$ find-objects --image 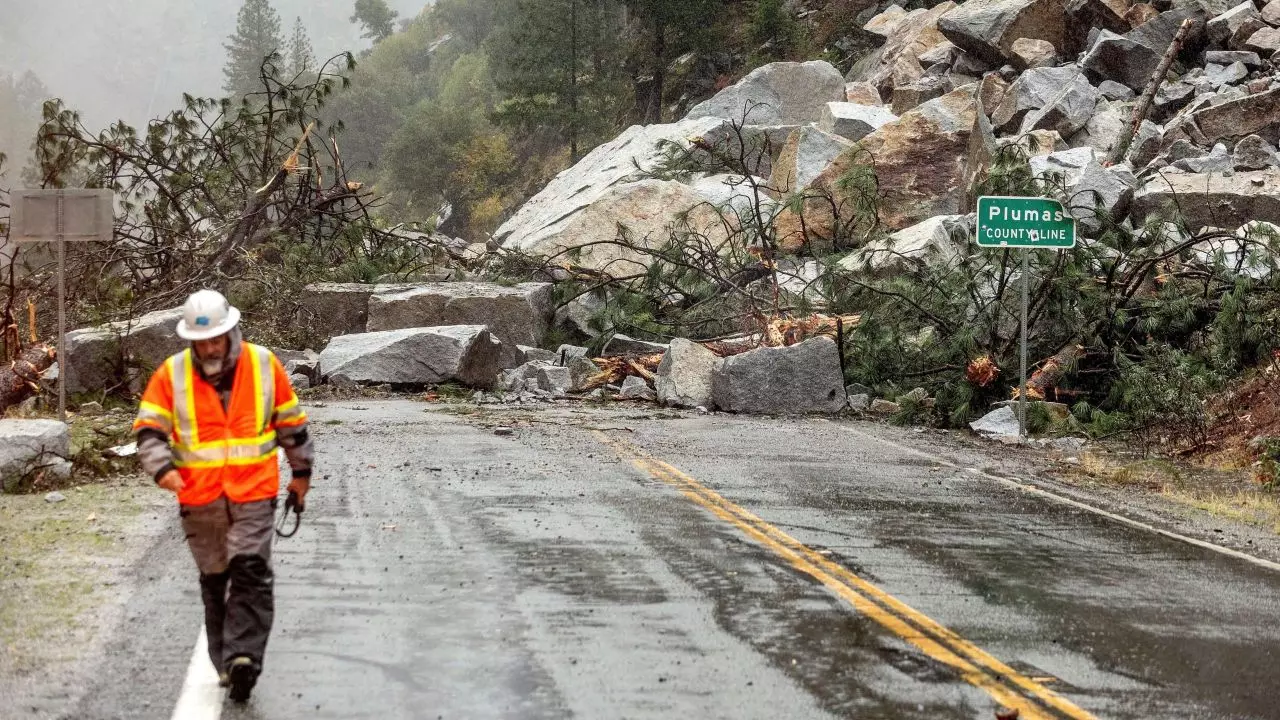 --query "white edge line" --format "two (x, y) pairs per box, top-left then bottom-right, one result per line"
(838, 424), (1280, 574)
(170, 627), (223, 720)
